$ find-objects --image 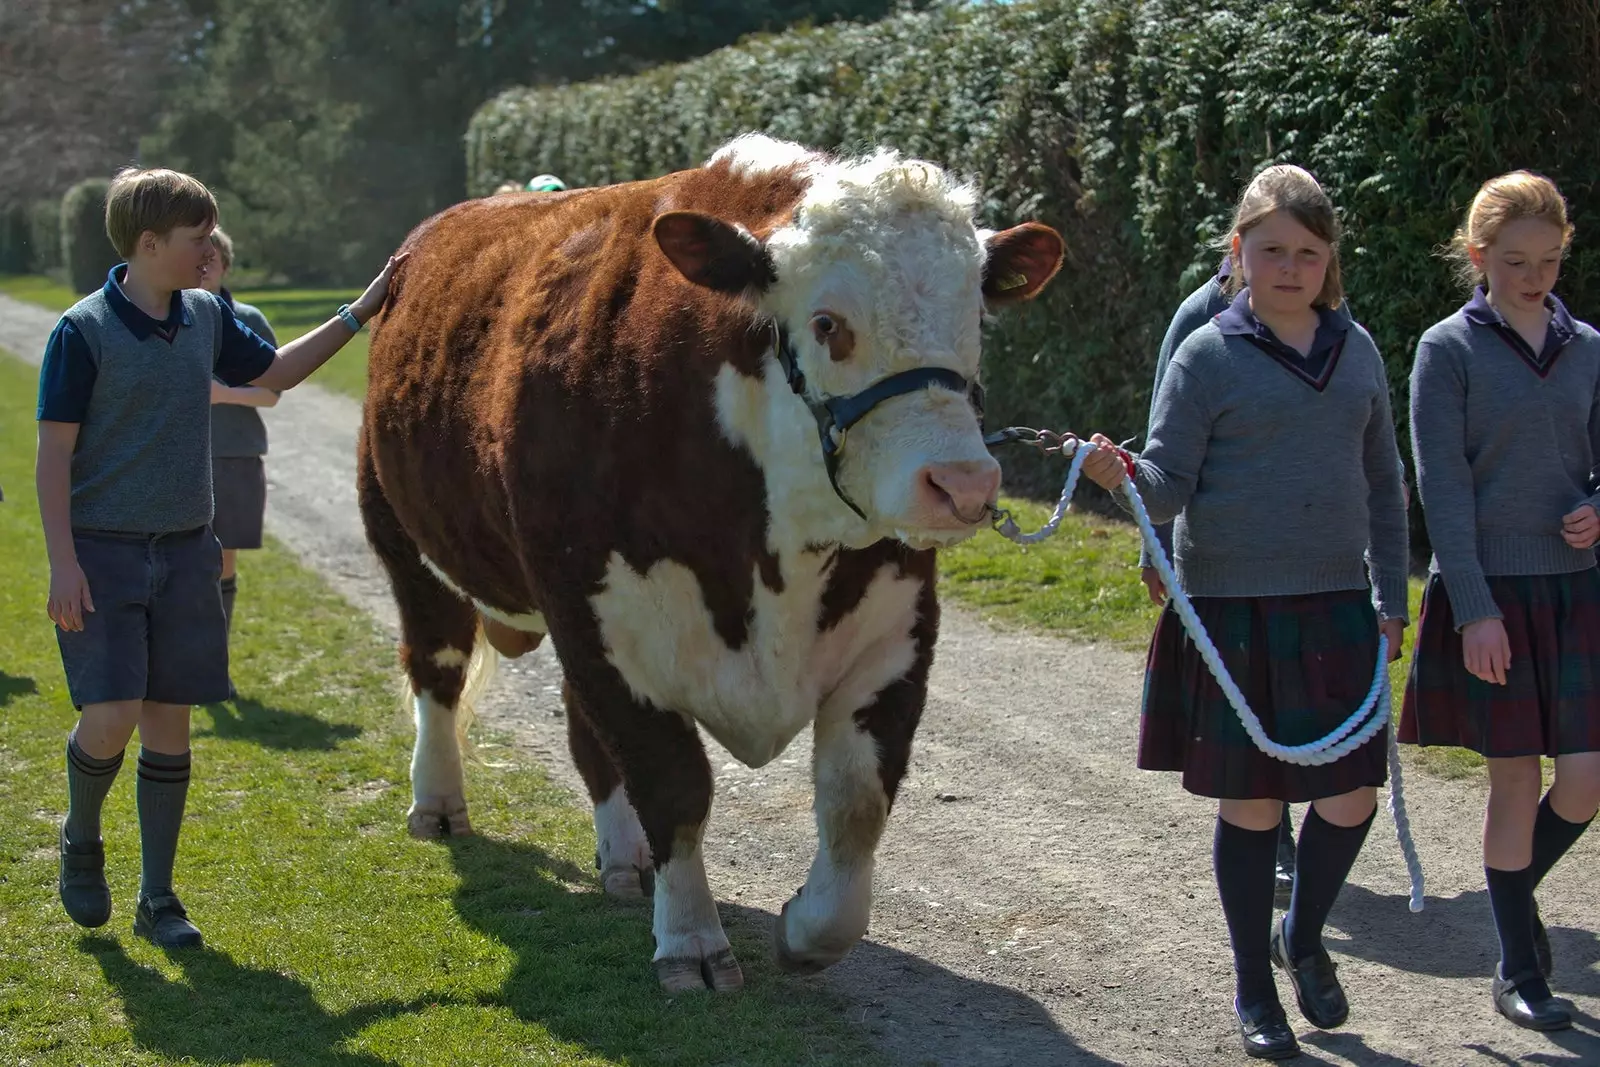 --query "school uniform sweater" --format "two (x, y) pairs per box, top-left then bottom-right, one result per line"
(36, 265), (278, 533)
(1409, 288), (1600, 629)
(1129, 289), (1410, 621)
